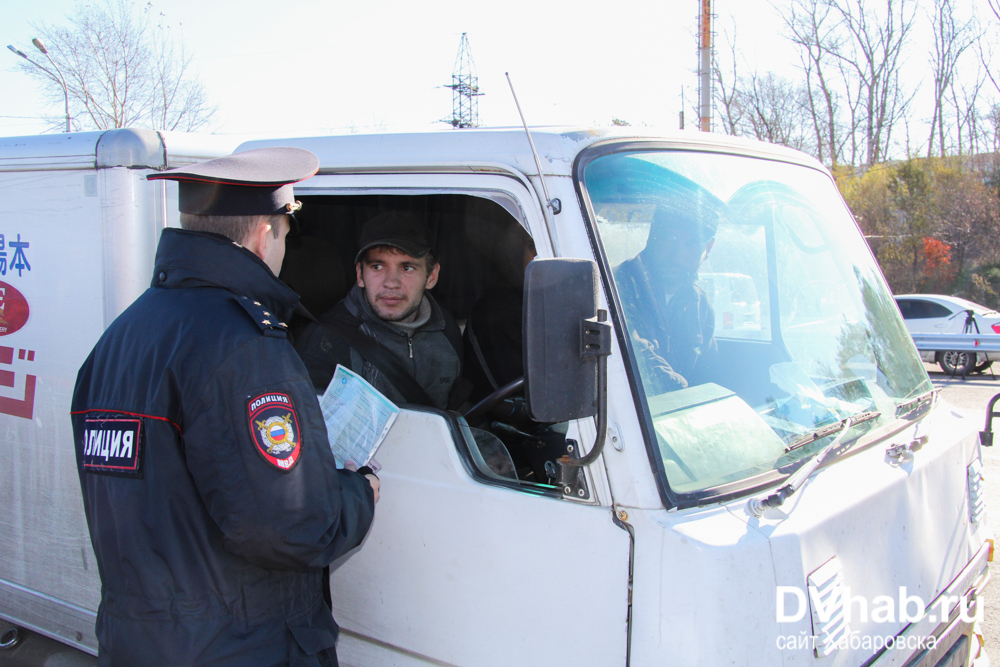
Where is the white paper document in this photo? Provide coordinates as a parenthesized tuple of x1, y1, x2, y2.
(319, 364, 399, 468)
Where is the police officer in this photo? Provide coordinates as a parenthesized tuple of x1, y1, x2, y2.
(71, 147, 378, 666)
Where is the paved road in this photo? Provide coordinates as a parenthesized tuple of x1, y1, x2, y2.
(921, 362, 1000, 658)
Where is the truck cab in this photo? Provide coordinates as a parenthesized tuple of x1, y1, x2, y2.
(0, 126, 990, 666)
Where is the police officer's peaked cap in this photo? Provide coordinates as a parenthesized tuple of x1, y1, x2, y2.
(147, 147, 319, 217)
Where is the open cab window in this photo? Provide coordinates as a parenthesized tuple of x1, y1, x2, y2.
(579, 146, 932, 506)
(284, 191, 584, 498)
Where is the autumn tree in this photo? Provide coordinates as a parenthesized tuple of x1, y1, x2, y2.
(838, 160, 933, 292)
(919, 237, 954, 292)
(839, 156, 1000, 296)
(928, 161, 1000, 277)
(12, 0, 214, 132)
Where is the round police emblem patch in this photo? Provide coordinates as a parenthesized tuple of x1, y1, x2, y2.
(247, 392, 301, 471)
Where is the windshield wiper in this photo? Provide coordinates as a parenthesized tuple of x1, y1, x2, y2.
(748, 411, 881, 518)
(894, 389, 936, 419)
(784, 410, 881, 453)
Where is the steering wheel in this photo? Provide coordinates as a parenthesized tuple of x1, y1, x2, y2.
(463, 377, 524, 423)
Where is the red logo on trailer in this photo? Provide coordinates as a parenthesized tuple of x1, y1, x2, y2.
(0, 281, 29, 336)
(0, 345, 35, 419)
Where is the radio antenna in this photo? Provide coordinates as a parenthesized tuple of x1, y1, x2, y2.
(505, 72, 561, 216)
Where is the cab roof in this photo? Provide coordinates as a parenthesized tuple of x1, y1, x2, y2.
(237, 126, 828, 179)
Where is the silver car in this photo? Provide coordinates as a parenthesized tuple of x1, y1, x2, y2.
(895, 293, 1000, 374)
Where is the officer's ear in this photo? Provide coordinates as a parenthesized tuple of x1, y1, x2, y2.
(242, 218, 268, 259)
(248, 216, 289, 276)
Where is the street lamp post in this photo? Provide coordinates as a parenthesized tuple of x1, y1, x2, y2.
(6, 38, 72, 132)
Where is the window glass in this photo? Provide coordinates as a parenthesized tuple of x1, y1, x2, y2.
(905, 300, 954, 319)
(926, 302, 954, 319)
(288, 190, 567, 496)
(584, 150, 931, 499)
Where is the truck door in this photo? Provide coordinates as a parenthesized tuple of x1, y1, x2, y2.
(332, 408, 629, 667)
(290, 173, 631, 666)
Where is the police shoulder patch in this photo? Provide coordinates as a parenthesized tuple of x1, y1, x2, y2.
(247, 392, 301, 471)
(81, 412, 144, 478)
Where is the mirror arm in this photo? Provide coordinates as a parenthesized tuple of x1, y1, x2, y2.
(556, 310, 612, 484)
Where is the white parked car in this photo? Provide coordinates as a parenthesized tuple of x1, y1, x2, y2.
(698, 272, 762, 334)
(894, 293, 1000, 373)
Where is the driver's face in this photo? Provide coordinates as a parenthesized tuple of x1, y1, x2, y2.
(357, 246, 440, 323)
(647, 218, 713, 287)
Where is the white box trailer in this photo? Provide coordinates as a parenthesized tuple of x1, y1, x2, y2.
(0, 128, 239, 655)
(0, 125, 992, 667)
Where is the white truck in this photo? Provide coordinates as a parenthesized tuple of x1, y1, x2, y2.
(0, 126, 991, 667)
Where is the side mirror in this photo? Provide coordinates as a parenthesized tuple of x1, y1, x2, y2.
(523, 258, 610, 422)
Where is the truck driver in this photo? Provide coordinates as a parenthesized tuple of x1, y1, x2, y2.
(614, 202, 721, 393)
(295, 211, 466, 409)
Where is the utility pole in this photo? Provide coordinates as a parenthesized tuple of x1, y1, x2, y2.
(7, 39, 72, 132)
(444, 33, 482, 129)
(680, 86, 686, 130)
(697, 0, 714, 132)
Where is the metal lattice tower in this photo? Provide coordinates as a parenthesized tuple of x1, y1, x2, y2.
(445, 33, 482, 128)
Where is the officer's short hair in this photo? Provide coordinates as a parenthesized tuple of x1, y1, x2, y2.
(179, 213, 284, 244)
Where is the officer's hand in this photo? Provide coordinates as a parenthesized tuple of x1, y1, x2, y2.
(345, 461, 380, 504)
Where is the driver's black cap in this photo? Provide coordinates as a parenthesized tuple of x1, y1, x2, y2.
(355, 211, 432, 264)
(147, 147, 319, 220)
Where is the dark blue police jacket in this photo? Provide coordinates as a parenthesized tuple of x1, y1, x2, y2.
(71, 229, 375, 666)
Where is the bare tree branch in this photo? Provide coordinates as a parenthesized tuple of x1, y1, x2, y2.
(781, 0, 848, 166)
(712, 25, 744, 136)
(927, 0, 977, 157)
(13, 0, 215, 132)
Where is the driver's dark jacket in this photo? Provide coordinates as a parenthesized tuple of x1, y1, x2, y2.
(294, 284, 462, 409)
(71, 229, 375, 667)
(615, 252, 718, 392)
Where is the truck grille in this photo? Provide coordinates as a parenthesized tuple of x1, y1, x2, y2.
(808, 557, 849, 657)
(968, 459, 986, 524)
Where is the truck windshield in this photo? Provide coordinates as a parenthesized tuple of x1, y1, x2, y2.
(581, 148, 931, 501)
